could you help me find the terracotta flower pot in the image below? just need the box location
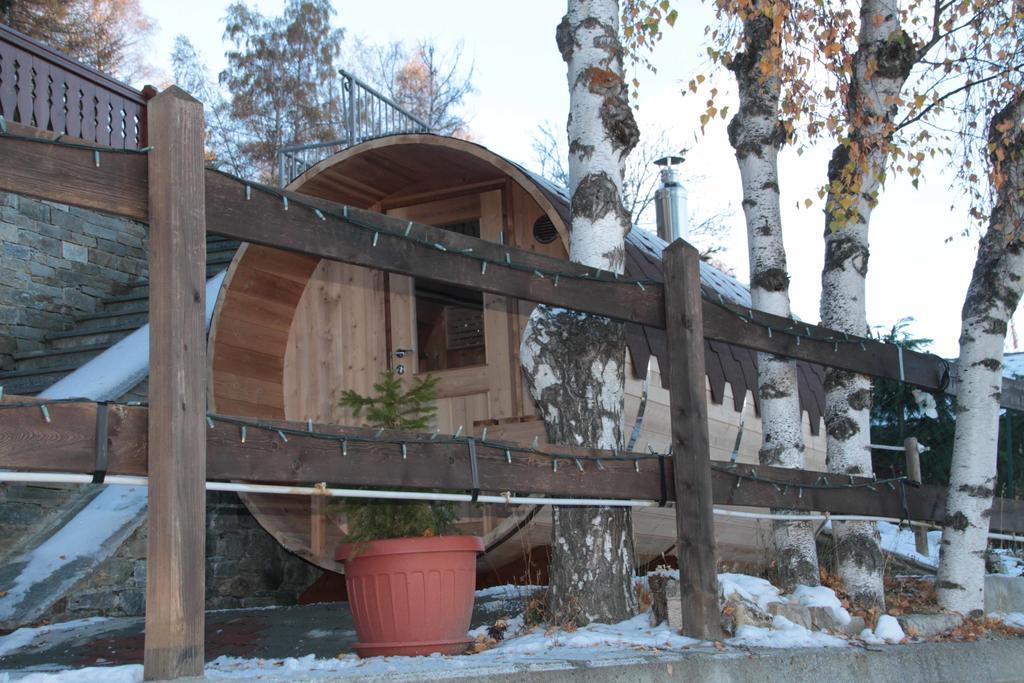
[336,535,484,657]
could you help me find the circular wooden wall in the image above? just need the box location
[206,135,569,571]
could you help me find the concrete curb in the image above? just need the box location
[323,638,1024,683]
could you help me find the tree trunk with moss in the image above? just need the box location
[937,93,1024,616]
[820,0,916,610]
[519,0,640,625]
[727,0,819,591]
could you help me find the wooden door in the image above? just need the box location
[387,189,517,436]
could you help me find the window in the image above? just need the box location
[415,220,486,371]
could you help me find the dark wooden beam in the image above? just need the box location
[664,241,720,640]
[143,87,207,681]
[1,135,1021,407]
[2,400,1023,532]
[0,125,148,219]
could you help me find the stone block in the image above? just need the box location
[897,613,962,639]
[0,206,34,229]
[986,576,1024,614]
[843,615,866,637]
[18,199,51,223]
[29,261,56,279]
[809,605,850,632]
[768,602,814,630]
[0,305,17,324]
[3,243,30,260]
[80,221,119,242]
[67,590,116,612]
[61,241,88,263]
[0,221,18,242]
[116,589,145,616]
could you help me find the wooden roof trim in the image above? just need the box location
[286,134,571,250]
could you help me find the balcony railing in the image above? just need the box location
[0,23,151,149]
[276,68,430,187]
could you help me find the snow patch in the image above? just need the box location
[877,521,940,567]
[787,585,851,626]
[0,617,108,657]
[0,487,147,619]
[729,615,847,649]
[1,665,143,682]
[993,612,1024,628]
[718,572,783,612]
[991,550,1024,577]
[872,615,906,644]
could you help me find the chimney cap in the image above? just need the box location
[654,154,686,167]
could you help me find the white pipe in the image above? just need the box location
[0,472,656,508]
[6,472,1023,542]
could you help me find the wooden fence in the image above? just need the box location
[2,78,1024,677]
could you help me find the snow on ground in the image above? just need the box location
[729,615,847,648]
[991,550,1024,577]
[877,521,940,568]
[0,619,108,658]
[788,585,851,626]
[859,615,906,645]
[0,487,147,621]
[0,665,142,683]
[991,613,1024,628]
[718,573,783,612]
[0,572,964,681]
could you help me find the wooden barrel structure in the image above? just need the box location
[206,134,828,576]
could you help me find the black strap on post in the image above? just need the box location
[467,437,480,503]
[657,453,668,507]
[93,402,109,484]
[899,479,911,529]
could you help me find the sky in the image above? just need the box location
[137,0,1021,359]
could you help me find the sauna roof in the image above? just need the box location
[509,159,824,433]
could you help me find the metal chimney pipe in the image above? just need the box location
[653,155,688,242]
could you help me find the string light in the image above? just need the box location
[0,398,931,495]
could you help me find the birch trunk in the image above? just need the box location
[820,0,915,609]
[519,0,640,625]
[937,93,1024,616]
[727,0,819,591]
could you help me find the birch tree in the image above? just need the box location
[725,0,820,591]
[520,0,640,625]
[937,91,1024,617]
[817,0,918,611]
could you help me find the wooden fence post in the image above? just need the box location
[904,437,930,556]
[143,86,207,681]
[663,240,721,640]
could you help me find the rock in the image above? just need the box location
[768,602,813,630]
[897,613,963,639]
[808,605,851,633]
[985,576,1024,614]
[842,615,867,637]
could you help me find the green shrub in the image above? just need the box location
[338,370,458,546]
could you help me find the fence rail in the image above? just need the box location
[276,68,430,186]
[0,23,151,149]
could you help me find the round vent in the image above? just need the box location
[532,216,558,244]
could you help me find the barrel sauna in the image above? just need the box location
[206,134,828,577]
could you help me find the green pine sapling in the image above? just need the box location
[338,370,457,545]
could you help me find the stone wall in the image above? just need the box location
[0,191,148,365]
[43,491,323,621]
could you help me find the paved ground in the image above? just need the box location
[0,592,528,674]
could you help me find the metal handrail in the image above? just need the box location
[276,68,430,186]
